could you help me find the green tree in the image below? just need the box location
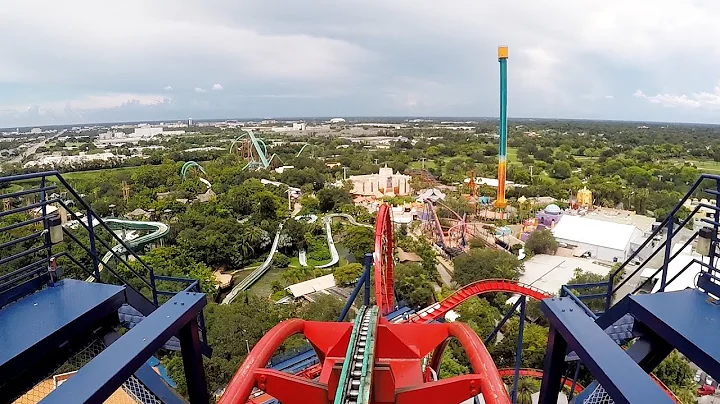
[272,252,290,268]
[452,249,524,286]
[653,350,696,402]
[490,318,548,369]
[550,160,572,179]
[165,296,292,396]
[566,268,609,312]
[394,263,434,308]
[334,263,364,286]
[124,246,217,297]
[525,229,559,255]
[297,294,345,321]
[438,348,470,379]
[517,377,540,404]
[316,187,352,212]
[344,226,374,261]
[453,297,502,337]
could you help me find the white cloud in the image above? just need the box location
[194,87,206,93]
[0,93,170,126]
[634,82,720,110]
[5,0,720,124]
[212,83,223,91]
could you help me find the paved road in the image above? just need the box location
[8,131,63,164]
[435,262,453,287]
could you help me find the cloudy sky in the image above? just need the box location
[3,0,720,127]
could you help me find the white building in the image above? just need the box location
[551,215,642,262]
[292,122,307,131]
[329,118,346,124]
[133,126,163,138]
[349,166,411,197]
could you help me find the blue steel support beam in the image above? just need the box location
[538,297,673,404]
[338,260,370,322]
[484,297,523,345]
[661,219,673,291]
[179,317,209,403]
[568,361,581,401]
[86,208,100,280]
[363,253,371,306]
[538,325,567,404]
[511,296,526,404]
[40,291,208,404]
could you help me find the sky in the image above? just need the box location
[4,0,720,127]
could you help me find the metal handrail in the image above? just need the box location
[558,174,720,316]
[607,174,720,288]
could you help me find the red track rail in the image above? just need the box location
[408,279,552,323]
[496,368,583,394]
[374,204,394,315]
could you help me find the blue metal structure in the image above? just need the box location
[539,173,720,403]
[0,171,211,403]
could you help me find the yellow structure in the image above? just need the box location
[577,186,593,208]
[498,46,508,59]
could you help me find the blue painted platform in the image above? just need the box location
[0,279,125,385]
[540,296,674,404]
[628,289,720,381]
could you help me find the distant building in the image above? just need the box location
[349,166,411,197]
[329,118,346,124]
[551,215,642,262]
[292,122,307,131]
[188,118,193,126]
[133,126,163,138]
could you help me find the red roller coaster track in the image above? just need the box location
[374,204,394,316]
[407,279,553,323]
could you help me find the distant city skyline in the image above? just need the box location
[4,1,720,127]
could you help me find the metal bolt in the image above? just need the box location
[569,308,573,312]
[561,309,565,312]
[174,302,177,305]
[181,302,185,306]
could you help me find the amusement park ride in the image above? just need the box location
[229,131,282,170]
[3,48,720,404]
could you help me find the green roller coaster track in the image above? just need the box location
[229,131,281,170]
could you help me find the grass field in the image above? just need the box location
[59,166,140,180]
[574,155,599,162]
[247,267,285,298]
[507,147,518,163]
[409,160,438,170]
[687,160,720,173]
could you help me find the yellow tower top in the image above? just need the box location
[498,46,508,59]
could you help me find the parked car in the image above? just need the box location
[695,370,702,383]
[706,375,713,386]
[698,384,715,396]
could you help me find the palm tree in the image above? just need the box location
[516,377,540,404]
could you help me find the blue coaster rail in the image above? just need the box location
[539,173,720,403]
[0,170,211,403]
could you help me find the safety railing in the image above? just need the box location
[563,173,720,316]
[0,171,209,346]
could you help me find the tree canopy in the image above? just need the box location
[452,248,524,287]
